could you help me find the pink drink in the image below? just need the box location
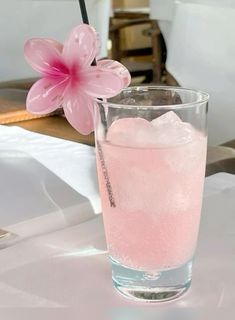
[97,112,207,271]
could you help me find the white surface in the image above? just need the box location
[150,0,235,21]
[0,171,234,316]
[0,0,110,81]
[0,150,95,246]
[150,0,235,145]
[0,125,100,213]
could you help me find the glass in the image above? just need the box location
[95,86,209,302]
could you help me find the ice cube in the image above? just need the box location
[107,118,154,147]
[151,111,196,146]
[107,112,198,148]
[151,111,182,127]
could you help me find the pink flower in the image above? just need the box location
[24,24,131,134]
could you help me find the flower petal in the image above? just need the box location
[63,92,95,135]
[24,38,63,75]
[45,39,63,53]
[81,67,124,98]
[97,60,131,87]
[63,24,99,68]
[26,77,68,114]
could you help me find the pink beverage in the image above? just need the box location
[97,112,207,271]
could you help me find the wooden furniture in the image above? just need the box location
[9,115,95,146]
[8,114,235,177]
[0,78,38,90]
[1,81,235,176]
[110,11,165,83]
[0,79,94,145]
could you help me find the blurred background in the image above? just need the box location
[1,0,235,173]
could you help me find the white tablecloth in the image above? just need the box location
[0,125,100,213]
[0,172,235,317]
[150,0,235,146]
[0,125,101,246]
[0,126,234,317]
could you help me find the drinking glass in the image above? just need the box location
[95,86,209,302]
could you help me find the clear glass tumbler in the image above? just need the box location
[95,86,209,302]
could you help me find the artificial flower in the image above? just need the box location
[24,24,131,134]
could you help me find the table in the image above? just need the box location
[0,171,234,317]
[6,115,235,176]
[1,84,234,175]
[0,113,235,317]
[9,115,95,147]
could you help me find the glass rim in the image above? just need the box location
[102,85,209,110]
